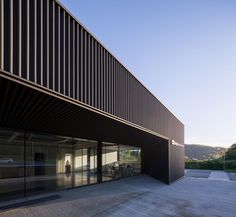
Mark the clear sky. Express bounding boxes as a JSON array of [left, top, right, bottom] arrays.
[[60, 0, 236, 148]]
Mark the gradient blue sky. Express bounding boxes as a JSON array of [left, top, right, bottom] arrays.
[[60, 0, 236, 148]]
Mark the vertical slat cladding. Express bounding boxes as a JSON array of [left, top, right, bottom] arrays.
[[0, 0, 183, 139], [68, 16, 71, 97], [10, 0, 13, 73], [70, 19, 74, 98], [124, 69, 126, 119], [69, 18, 74, 99], [80, 26, 83, 102], [73, 21, 77, 100], [102, 49, 105, 111], [91, 37, 94, 107], [115, 60, 118, 117], [59, 8, 63, 93], [107, 52, 110, 113], [120, 65, 123, 118], [3, 0, 11, 73], [0, 0, 4, 70], [34, 0, 37, 82], [49, 0, 55, 90], [42, 0, 48, 86], [36, 0, 41, 84], [46, 0, 49, 87], [117, 62, 120, 118], [110, 55, 113, 114], [106, 50, 108, 112], [60, 9, 65, 94], [113, 57, 115, 115], [90, 35, 92, 106], [94, 40, 97, 108], [104, 50, 106, 112], [84, 30, 87, 103], [57, 5, 60, 92], [64, 13, 68, 96], [13, 0, 19, 76], [97, 43, 100, 109], [54, 3, 59, 92], [87, 34, 90, 105], [39, 0, 43, 84], [109, 54, 112, 114], [100, 45, 103, 110], [29, 0, 36, 82], [21, 0, 28, 79], [76, 24, 80, 100], [108, 53, 110, 113]]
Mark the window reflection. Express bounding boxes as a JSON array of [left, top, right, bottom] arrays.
[[0, 128, 141, 201], [102, 143, 141, 182], [0, 130, 25, 202]]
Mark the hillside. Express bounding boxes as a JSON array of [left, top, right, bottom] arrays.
[[185, 144, 226, 160]]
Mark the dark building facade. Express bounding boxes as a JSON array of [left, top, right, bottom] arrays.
[[0, 0, 184, 202]]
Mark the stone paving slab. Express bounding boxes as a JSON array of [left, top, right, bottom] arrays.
[[209, 171, 230, 181], [228, 173, 236, 181], [185, 169, 211, 178], [1, 174, 236, 217]]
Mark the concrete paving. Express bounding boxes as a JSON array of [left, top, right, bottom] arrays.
[[185, 169, 211, 178], [209, 171, 230, 181], [0, 174, 236, 217], [228, 173, 236, 181]]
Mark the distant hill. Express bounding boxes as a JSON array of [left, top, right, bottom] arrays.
[[185, 144, 227, 160], [225, 143, 236, 160]]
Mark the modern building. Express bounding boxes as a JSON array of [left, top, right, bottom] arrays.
[[0, 0, 184, 202]]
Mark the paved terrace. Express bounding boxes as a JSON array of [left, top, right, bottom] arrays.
[[0, 172, 236, 217]]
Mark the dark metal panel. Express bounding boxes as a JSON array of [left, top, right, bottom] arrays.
[[169, 143, 185, 183], [141, 140, 170, 184]]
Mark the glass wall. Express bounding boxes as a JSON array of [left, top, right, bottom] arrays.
[[102, 143, 141, 182], [102, 143, 119, 181], [0, 128, 141, 201], [119, 145, 141, 176], [74, 140, 97, 186], [0, 129, 25, 202], [26, 134, 75, 196]]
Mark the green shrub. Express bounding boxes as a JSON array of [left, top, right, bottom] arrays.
[[185, 158, 224, 170]]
